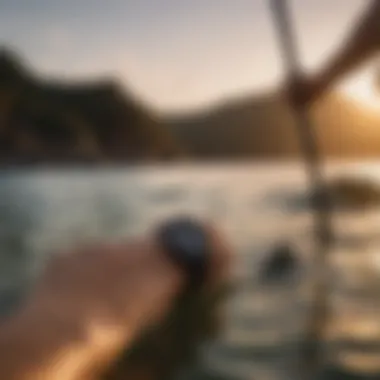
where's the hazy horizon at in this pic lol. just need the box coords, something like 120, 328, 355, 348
1, 0, 377, 113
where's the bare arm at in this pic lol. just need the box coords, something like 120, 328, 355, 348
317, 0, 380, 90
0, 226, 230, 380
0, 240, 185, 380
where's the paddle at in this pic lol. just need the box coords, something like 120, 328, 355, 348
269, 0, 334, 377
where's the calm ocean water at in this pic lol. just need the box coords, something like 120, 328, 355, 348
1, 161, 380, 379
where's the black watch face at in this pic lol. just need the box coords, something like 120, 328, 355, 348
172, 221, 207, 258
159, 218, 209, 275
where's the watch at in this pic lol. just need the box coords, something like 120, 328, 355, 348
156, 217, 211, 288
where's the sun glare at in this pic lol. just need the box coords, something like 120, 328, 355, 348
342, 70, 380, 113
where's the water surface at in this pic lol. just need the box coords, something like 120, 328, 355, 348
1, 162, 380, 379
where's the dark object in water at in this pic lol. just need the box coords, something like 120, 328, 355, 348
280, 176, 380, 214
317, 177, 380, 210
261, 243, 299, 282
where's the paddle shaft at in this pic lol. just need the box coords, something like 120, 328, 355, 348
269, 0, 333, 376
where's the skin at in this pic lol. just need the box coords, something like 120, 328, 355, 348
0, 224, 231, 380
289, 0, 380, 105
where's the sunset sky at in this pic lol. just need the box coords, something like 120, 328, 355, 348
1, 0, 378, 113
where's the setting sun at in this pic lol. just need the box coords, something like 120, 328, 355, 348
342, 70, 380, 113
